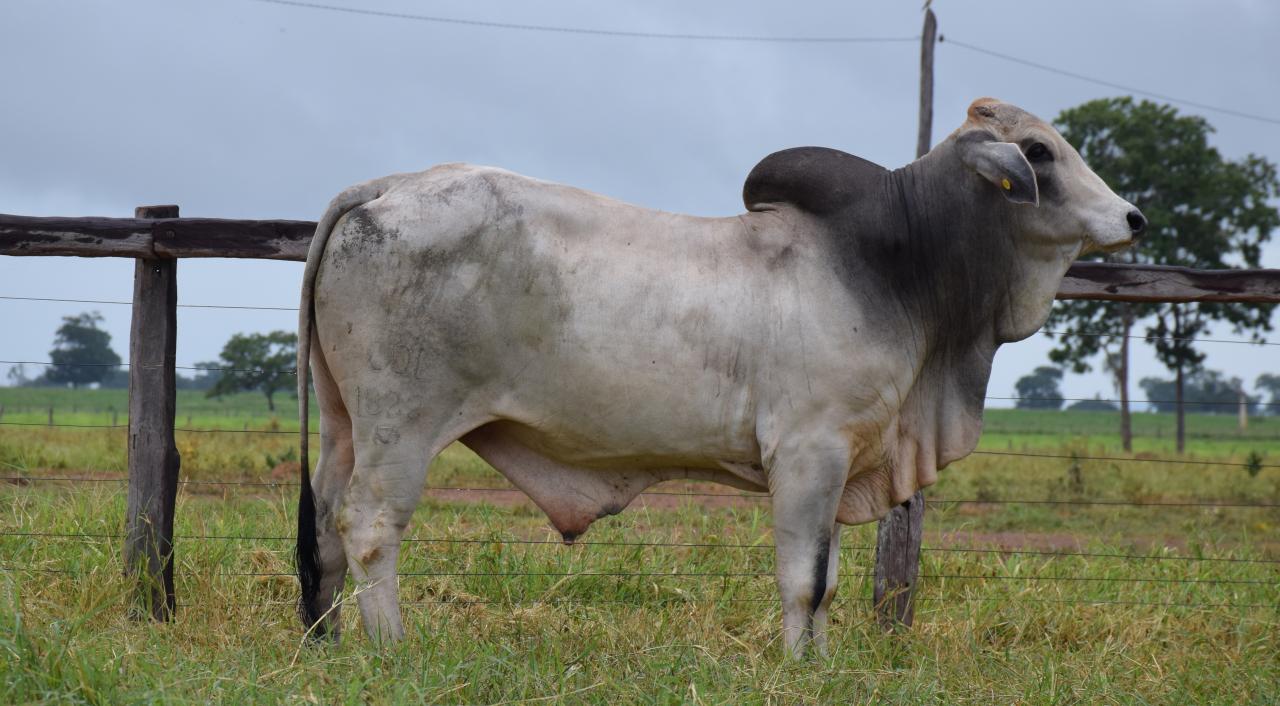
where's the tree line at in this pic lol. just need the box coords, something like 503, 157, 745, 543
7, 312, 298, 411
1015, 364, 1280, 415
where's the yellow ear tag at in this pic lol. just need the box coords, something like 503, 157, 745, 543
1001, 178, 1012, 191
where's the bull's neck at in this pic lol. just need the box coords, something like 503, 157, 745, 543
883, 144, 1075, 348
875, 145, 1011, 358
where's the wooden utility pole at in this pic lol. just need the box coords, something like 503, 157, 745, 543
124, 204, 181, 621
915, 6, 937, 160
874, 5, 936, 630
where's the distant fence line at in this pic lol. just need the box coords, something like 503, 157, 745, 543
3, 207, 1280, 625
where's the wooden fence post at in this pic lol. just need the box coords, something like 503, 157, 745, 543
124, 204, 181, 621
873, 6, 936, 629
873, 494, 925, 628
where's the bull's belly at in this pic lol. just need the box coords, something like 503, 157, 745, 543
482, 393, 759, 471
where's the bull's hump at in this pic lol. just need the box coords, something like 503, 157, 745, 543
742, 147, 888, 216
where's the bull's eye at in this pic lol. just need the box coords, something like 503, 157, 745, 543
1025, 142, 1053, 162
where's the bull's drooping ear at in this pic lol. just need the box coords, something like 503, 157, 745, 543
957, 135, 1039, 206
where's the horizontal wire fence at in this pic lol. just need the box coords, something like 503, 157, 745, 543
4, 471, 1280, 507
6, 423, 1280, 472
3, 527, 1279, 567
3, 471, 1278, 612
2, 295, 1278, 617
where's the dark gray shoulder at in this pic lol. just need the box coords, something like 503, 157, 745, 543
742, 147, 888, 216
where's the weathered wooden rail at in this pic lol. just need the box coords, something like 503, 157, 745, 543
5, 212, 1278, 300
3, 209, 1279, 624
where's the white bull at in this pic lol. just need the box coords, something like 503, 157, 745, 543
295, 98, 1143, 656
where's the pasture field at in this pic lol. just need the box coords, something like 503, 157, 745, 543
1, 389, 1278, 703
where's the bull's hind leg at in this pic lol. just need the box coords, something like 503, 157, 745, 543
300, 341, 356, 640
767, 436, 850, 658
339, 421, 439, 644
307, 411, 355, 638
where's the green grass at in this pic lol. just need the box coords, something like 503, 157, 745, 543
2, 479, 1276, 704
1, 390, 1278, 703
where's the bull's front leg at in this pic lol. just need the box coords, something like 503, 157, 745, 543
766, 437, 849, 658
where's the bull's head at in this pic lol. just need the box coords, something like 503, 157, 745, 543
954, 97, 1145, 254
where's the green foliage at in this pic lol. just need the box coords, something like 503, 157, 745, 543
206, 331, 298, 411
180, 362, 222, 391
1244, 450, 1265, 478
262, 445, 297, 470
1256, 373, 1280, 415
43, 312, 122, 388
1014, 366, 1063, 410
1137, 369, 1258, 414
6, 363, 33, 386
1045, 97, 1280, 417
1066, 395, 1118, 412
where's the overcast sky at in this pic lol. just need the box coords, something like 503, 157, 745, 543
3, 0, 1279, 406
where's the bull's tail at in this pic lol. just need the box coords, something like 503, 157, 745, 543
296, 175, 401, 634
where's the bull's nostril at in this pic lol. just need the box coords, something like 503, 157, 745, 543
1126, 210, 1147, 235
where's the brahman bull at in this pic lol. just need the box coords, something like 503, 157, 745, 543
295, 98, 1143, 656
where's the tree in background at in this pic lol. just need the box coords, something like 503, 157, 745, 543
1067, 395, 1119, 412
1256, 373, 1280, 415
1014, 366, 1064, 410
1138, 369, 1259, 415
44, 312, 122, 388
205, 331, 297, 411
6, 363, 31, 386
97, 368, 130, 389
181, 363, 223, 392
1045, 98, 1279, 453
97, 365, 220, 391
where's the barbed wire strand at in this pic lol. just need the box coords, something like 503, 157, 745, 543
4, 423, 1278, 469
0, 359, 285, 374
239, 596, 1280, 610
0, 421, 315, 435
0, 562, 1271, 588
942, 39, 1280, 127
0, 295, 297, 312
971, 449, 1280, 469
5, 475, 1280, 512
3, 530, 1277, 566
986, 395, 1280, 409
